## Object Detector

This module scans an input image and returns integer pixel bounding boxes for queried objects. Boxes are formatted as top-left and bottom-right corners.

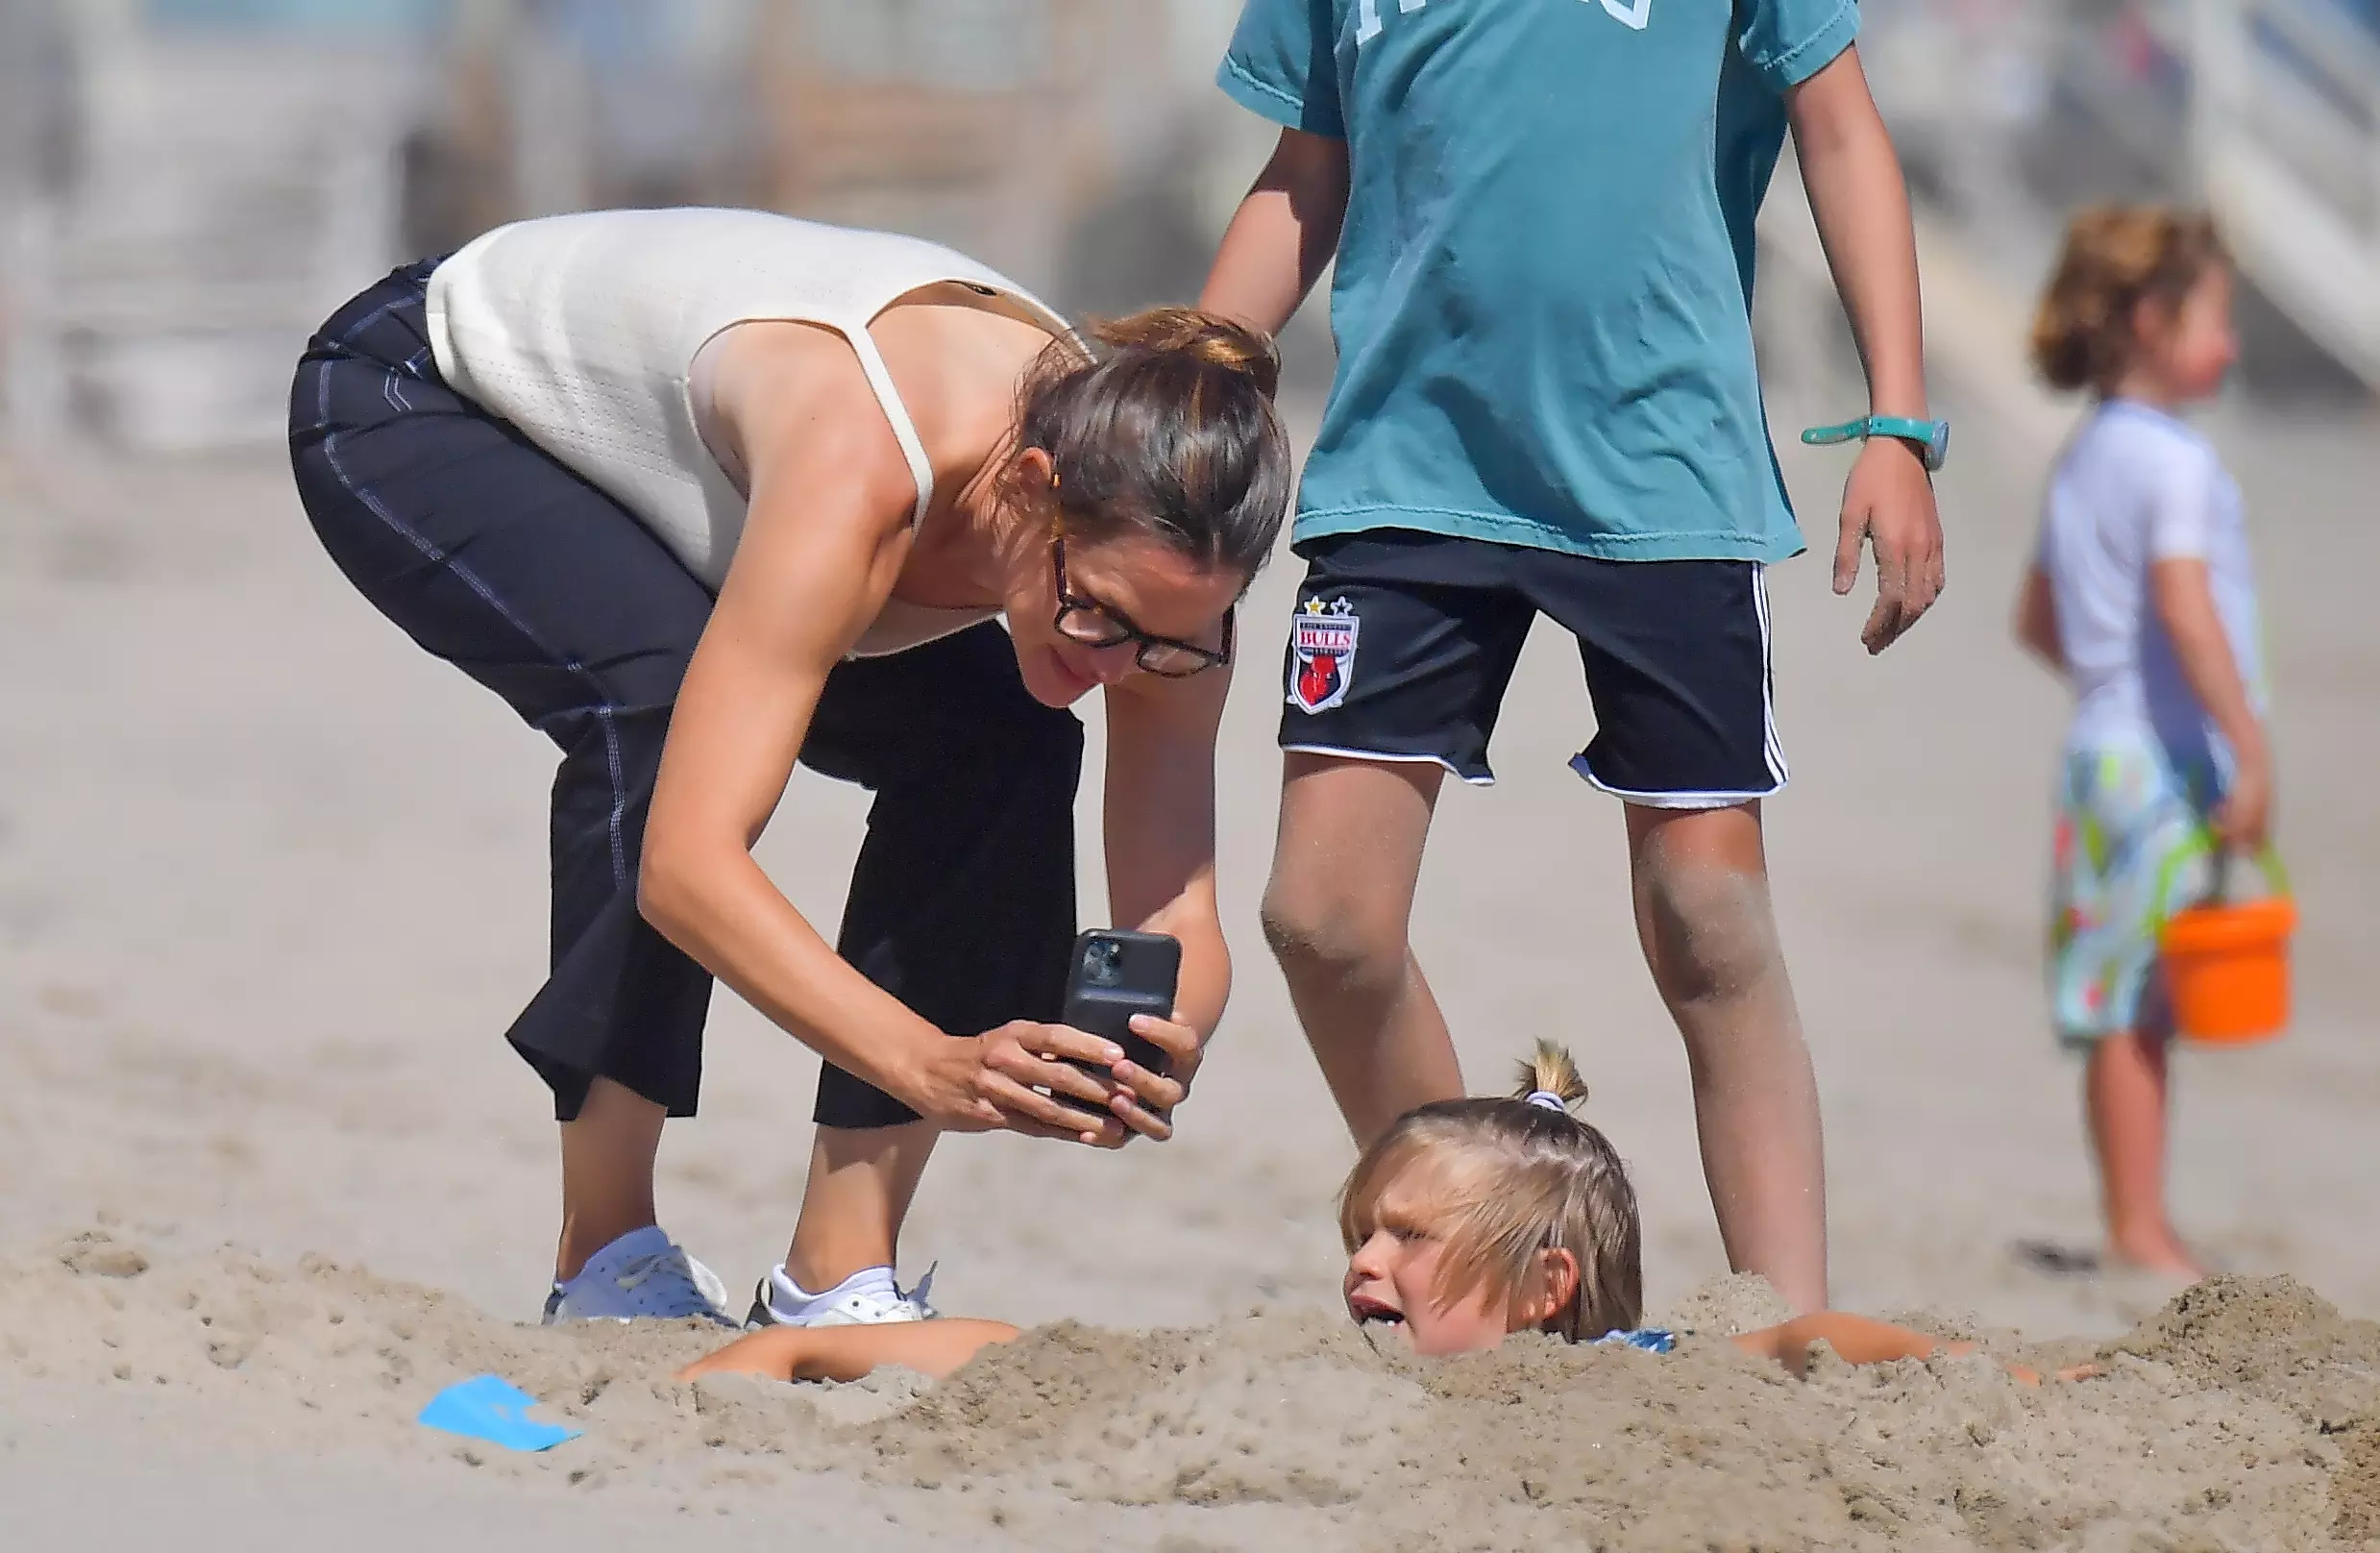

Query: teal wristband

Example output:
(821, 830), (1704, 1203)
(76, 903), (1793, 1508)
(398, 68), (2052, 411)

(1801, 415), (1951, 472)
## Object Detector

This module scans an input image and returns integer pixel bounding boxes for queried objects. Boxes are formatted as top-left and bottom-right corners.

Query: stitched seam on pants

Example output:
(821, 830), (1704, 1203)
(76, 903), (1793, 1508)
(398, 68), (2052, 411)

(331, 291), (420, 349)
(313, 361), (633, 891)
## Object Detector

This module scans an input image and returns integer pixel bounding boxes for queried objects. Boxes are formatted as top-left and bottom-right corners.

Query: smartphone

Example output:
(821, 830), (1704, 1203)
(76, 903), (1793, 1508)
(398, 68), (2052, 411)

(1060, 927), (1181, 1085)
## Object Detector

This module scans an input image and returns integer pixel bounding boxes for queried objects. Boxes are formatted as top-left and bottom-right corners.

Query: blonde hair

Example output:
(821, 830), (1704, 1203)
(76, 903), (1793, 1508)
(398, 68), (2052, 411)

(1337, 1041), (1643, 1343)
(2030, 207), (2228, 392)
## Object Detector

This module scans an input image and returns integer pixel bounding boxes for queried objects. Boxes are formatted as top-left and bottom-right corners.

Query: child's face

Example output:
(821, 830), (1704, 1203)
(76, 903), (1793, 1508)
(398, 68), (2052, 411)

(1341, 1167), (1568, 1357)
(2139, 264), (2237, 404)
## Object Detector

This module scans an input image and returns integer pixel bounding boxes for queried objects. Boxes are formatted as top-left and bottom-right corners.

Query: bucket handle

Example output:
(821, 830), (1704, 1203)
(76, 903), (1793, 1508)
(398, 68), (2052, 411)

(2203, 841), (2291, 907)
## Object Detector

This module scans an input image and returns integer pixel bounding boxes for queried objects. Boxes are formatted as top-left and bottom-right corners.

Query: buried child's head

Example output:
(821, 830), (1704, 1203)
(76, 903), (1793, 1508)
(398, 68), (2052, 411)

(1337, 1042), (1643, 1356)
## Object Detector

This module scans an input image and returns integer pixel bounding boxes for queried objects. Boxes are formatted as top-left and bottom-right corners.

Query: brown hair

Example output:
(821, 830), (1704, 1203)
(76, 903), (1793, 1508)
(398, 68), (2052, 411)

(1013, 307), (1291, 578)
(2030, 207), (2228, 392)
(1337, 1041), (1644, 1343)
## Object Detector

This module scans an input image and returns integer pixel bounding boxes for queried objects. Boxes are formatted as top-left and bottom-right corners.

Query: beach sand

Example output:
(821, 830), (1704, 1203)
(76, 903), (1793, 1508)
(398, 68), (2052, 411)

(7, 1229), (2376, 1549)
(3, 379), (2376, 1548)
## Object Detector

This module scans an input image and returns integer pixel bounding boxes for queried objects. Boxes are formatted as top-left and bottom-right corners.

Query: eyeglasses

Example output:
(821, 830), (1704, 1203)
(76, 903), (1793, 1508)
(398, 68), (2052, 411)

(1050, 536), (1235, 678)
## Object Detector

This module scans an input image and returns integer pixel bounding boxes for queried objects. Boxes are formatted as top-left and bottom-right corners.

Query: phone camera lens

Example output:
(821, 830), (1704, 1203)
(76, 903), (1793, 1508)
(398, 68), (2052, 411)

(1082, 938), (1123, 988)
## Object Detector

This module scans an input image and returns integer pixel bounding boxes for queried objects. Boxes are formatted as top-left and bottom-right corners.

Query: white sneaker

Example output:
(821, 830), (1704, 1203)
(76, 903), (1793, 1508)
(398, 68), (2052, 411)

(542, 1226), (736, 1326)
(745, 1263), (938, 1329)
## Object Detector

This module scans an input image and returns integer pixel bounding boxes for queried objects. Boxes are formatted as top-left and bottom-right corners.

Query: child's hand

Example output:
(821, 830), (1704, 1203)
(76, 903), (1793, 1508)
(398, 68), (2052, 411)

(2213, 750), (2274, 852)
(1833, 437), (1946, 654)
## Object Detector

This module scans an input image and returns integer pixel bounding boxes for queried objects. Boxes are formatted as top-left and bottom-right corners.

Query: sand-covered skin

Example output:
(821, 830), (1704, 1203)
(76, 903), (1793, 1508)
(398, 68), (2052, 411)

(9, 1230), (2376, 1551)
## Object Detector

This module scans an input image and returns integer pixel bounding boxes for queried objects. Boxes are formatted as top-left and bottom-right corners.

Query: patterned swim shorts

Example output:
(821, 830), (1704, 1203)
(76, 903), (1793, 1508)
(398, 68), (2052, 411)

(2048, 736), (2221, 1047)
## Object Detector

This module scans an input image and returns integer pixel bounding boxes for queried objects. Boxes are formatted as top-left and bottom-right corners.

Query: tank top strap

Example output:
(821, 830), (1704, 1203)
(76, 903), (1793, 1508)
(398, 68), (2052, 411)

(838, 325), (936, 530)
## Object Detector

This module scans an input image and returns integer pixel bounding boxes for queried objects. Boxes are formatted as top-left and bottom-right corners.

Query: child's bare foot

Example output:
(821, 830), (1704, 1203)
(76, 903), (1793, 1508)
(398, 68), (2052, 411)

(2103, 1235), (2205, 1282)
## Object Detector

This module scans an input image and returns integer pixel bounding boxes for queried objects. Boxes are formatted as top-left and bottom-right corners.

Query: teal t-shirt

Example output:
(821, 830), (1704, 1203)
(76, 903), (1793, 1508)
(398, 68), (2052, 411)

(1218, 0), (1859, 562)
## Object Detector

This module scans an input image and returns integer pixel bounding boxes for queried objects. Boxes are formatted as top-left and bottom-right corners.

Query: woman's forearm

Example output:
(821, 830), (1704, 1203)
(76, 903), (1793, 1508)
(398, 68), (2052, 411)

(1144, 896), (1231, 1039)
(1102, 676), (1237, 1040)
(640, 846), (944, 1102)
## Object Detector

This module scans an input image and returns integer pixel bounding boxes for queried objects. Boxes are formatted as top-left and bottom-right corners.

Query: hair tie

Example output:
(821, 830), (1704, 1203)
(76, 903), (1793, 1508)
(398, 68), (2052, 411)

(1524, 1090), (1570, 1115)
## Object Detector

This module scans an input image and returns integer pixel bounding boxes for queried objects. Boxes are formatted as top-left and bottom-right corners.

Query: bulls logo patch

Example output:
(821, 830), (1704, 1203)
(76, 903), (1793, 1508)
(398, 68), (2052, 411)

(1288, 596), (1360, 714)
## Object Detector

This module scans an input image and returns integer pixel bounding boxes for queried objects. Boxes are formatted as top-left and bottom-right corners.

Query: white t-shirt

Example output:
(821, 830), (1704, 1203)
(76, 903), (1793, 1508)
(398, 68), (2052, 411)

(2036, 400), (2265, 767)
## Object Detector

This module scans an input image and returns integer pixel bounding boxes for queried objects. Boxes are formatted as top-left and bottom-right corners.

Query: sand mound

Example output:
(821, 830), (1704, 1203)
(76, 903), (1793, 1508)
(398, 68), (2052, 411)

(8, 1231), (2379, 1549)
(1647, 1270), (1796, 1337)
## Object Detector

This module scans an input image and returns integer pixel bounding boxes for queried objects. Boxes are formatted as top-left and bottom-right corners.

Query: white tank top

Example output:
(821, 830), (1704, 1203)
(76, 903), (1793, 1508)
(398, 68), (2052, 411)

(424, 208), (1074, 656)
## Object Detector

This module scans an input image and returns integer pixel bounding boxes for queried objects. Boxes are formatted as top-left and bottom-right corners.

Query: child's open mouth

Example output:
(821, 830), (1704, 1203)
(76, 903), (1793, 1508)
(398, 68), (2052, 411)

(1348, 1294), (1405, 1327)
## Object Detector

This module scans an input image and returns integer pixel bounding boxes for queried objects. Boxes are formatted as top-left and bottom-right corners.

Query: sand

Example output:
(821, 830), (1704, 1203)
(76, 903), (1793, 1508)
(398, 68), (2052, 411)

(8, 1227), (2378, 1550)
(3, 324), (2378, 1546)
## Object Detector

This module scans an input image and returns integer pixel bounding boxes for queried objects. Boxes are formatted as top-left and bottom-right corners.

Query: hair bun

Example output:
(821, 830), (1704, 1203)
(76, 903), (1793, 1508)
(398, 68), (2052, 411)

(1092, 307), (1282, 399)
(1510, 1039), (1589, 1114)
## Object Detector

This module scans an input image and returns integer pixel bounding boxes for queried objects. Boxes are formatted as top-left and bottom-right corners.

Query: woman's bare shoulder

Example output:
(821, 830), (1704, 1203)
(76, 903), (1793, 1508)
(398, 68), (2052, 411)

(711, 304), (1041, 519)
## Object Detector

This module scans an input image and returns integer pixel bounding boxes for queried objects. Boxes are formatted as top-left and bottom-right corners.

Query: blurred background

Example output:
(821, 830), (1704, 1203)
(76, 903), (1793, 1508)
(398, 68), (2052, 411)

(0, 0), (2374, 451)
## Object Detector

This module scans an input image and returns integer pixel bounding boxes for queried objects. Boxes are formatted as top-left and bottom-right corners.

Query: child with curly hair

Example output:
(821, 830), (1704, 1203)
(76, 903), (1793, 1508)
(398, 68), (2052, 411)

(2014, 207), (2270, 1280)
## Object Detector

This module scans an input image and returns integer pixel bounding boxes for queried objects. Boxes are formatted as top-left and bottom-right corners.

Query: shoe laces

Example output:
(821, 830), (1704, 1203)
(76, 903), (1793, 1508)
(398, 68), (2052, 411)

(612, 1246), (719, 1318)
(830, 1262), (938, 1324)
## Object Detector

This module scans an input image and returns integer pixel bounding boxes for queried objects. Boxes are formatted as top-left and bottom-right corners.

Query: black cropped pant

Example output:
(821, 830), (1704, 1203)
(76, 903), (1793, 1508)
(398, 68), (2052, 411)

(288, 262), (1081, 1126)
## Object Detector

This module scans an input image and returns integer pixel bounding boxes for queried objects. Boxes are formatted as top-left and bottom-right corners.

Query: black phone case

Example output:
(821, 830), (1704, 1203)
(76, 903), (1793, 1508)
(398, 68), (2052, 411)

(1061, 928), (1181, 1078)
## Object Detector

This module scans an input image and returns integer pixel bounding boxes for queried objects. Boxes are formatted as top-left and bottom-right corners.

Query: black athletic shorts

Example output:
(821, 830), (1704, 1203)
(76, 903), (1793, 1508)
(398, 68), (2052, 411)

(1277, 530), (1786, 806)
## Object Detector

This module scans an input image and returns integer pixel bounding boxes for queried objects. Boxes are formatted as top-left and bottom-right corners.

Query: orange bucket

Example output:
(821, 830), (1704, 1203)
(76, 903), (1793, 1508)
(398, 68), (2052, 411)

(2160, 876), (2295, 1047)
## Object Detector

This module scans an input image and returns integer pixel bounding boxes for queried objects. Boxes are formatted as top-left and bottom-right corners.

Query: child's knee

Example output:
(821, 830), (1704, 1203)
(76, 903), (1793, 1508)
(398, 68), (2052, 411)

(1638, 858), (1785, 1009)
(1261, 870), (1406, 997)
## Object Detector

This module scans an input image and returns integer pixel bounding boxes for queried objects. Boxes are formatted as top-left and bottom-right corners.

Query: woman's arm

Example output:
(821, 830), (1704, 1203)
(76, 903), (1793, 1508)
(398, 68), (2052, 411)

(2149, 557), (2272, 849)
(1198, 128), (1351, 336)
(1787, 47), (1946, 655)
(638, 333), (1136, 1142)
(2014, 562), (2066, 676)
(679, 1319), (1022, 1385)
(1087, 666), (1237, 1133)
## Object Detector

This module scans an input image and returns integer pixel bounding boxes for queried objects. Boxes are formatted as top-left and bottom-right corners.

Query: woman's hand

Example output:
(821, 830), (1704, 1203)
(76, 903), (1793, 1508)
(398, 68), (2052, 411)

(1101, 1010), (1209, 1143)
(903, 1023), (1139, 1146)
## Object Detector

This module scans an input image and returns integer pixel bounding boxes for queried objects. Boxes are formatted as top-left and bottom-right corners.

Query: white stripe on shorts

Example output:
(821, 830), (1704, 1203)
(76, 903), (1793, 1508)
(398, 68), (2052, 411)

(1565, 562), (1788, 807)
(1751, 563), (1788, 787)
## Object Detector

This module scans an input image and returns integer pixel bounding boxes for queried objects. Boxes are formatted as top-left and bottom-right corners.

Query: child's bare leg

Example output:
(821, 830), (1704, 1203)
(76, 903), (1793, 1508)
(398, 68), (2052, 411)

(1627, 802), (1828, 1313)
(556, 1076), (668, 1281)
(2084, 1026), (2199, 1276)
(1263, 753), (1463, 1145)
